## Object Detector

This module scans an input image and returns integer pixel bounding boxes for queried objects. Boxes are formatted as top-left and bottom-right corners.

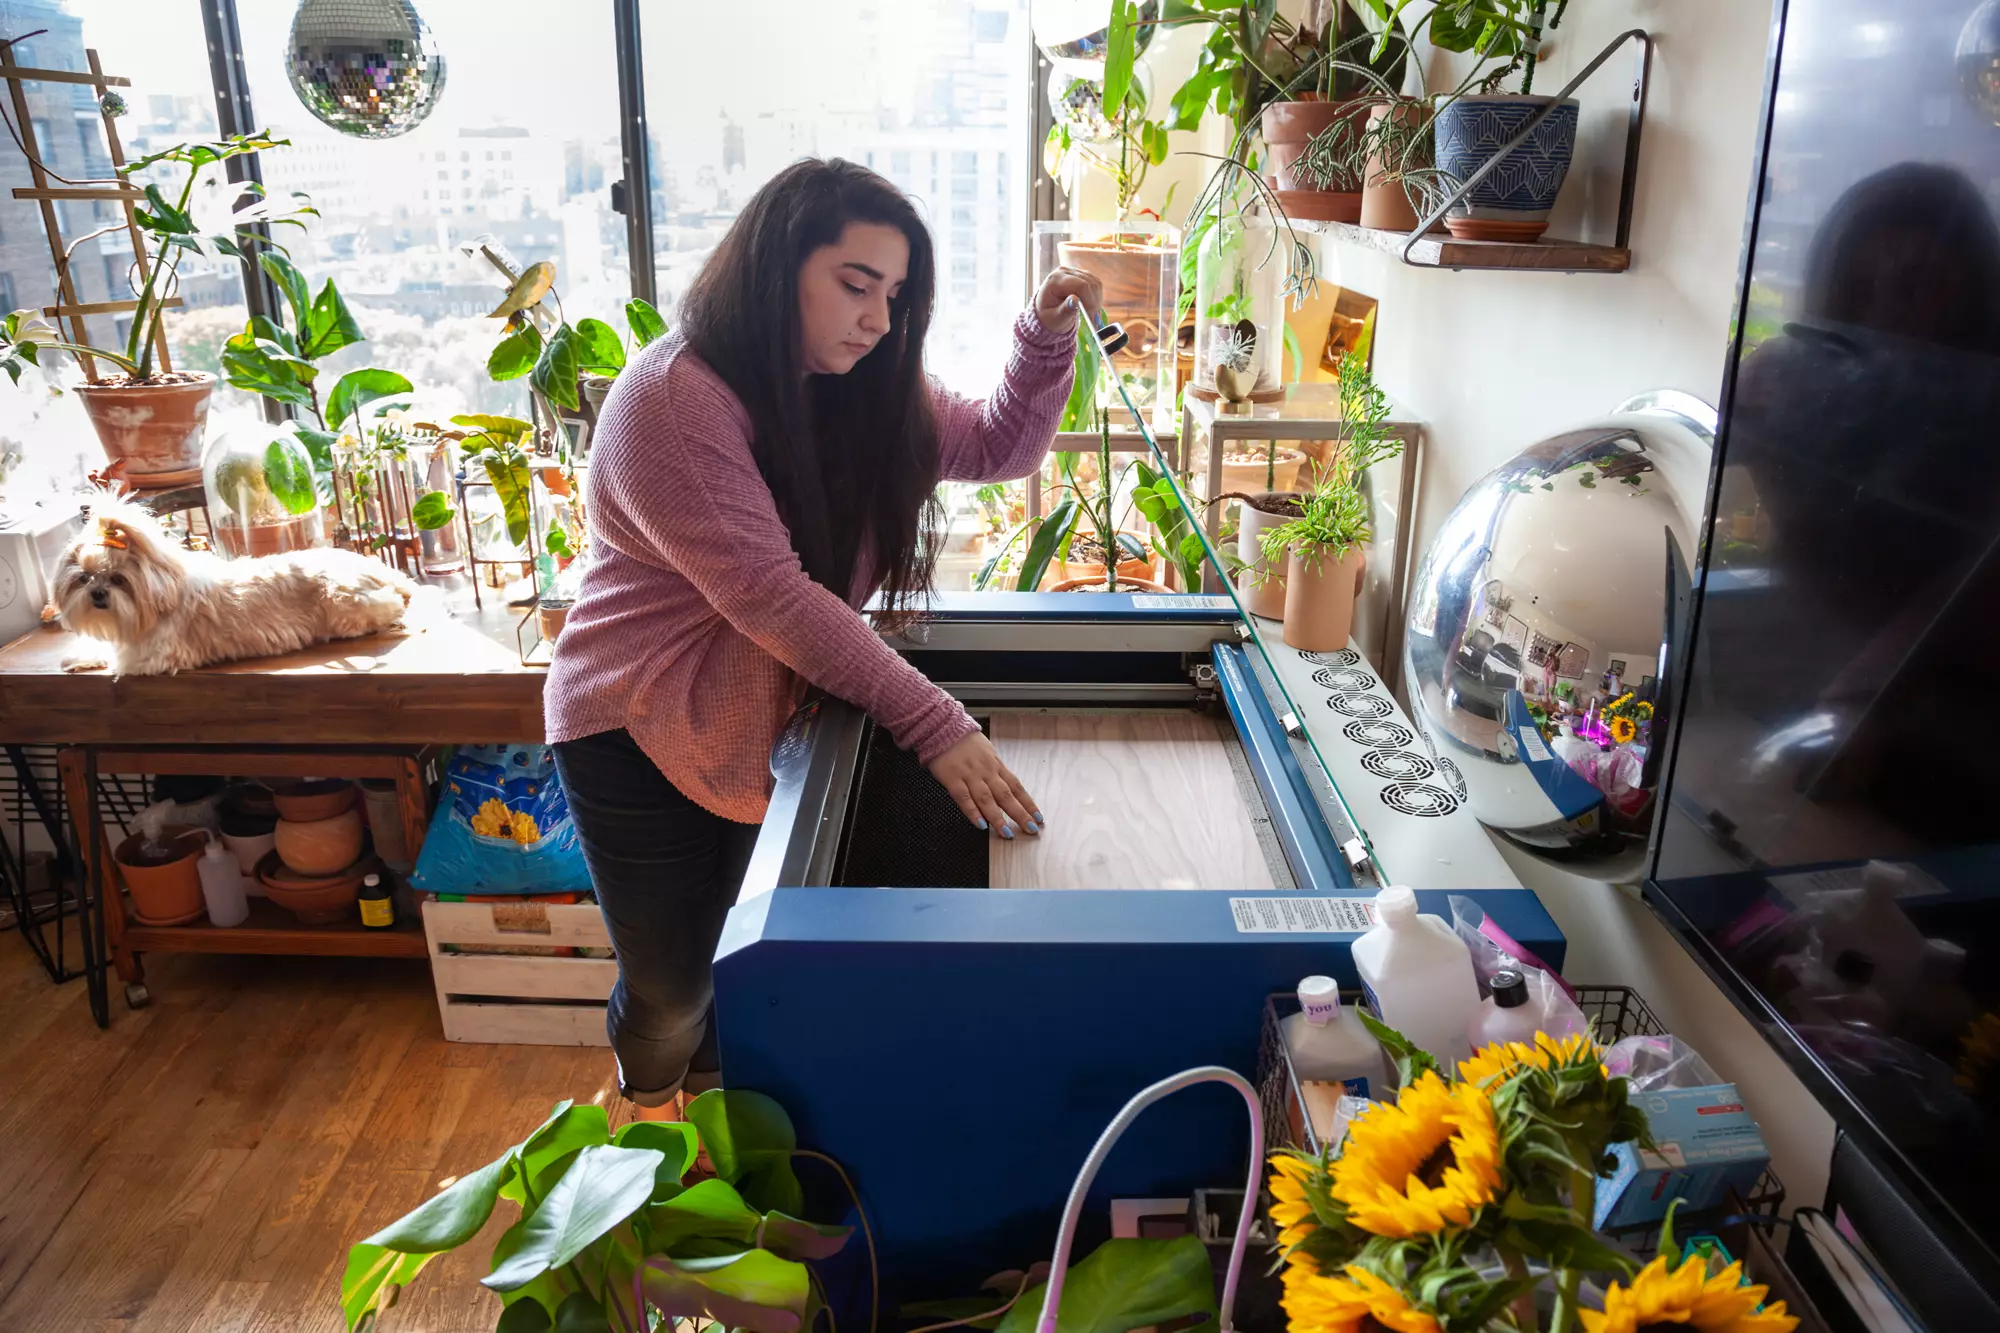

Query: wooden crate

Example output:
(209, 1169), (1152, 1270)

(422, 899), (617, 1046)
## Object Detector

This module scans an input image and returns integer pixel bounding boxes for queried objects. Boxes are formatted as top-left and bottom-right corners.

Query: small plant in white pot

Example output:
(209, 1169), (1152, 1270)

(1258, 351), (1402, 651)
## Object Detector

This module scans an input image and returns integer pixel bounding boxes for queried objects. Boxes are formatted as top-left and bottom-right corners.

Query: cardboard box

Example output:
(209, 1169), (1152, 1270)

(1595, 1083), (1771, 1230)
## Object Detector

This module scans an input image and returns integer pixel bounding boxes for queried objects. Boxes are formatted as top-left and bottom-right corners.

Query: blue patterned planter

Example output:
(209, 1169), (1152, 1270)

(1434, 95), (1580, 240)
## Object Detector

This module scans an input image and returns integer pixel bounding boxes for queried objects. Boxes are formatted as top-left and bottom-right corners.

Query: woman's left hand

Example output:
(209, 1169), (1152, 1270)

(1033, 266), (1105, 336)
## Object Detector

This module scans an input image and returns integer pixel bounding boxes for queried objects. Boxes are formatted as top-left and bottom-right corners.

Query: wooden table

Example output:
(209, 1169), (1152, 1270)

(0, 587), (548, 1025)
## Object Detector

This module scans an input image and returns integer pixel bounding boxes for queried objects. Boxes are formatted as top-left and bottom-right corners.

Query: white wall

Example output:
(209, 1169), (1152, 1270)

(1107, 0), (1839, 1208)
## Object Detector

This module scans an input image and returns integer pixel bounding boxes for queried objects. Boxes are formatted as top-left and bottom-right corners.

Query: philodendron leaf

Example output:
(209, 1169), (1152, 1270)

(412, 490), (455, 530)
(641, 1251), (811, 1333)
(263, 437), (316, 516)
(625, 298), (667, 346)
(683, 1090), (803, 1216)
(501, 1101), (613, 1208)
(532, 324), (582, 412)
(613, 1118), (700, 1189)
(340, 1154), (514, 1330)
(554, 1291), (609, 1333)
(483, 1144), (664, 1293)
(488, 322), (543, 381)
(995, 1236), (1218, 1333)
(759, 1211), (853, 1262)
(572, 318), (626, 376)
(1014, 495), (1079, 593)
(644, 1177), (762, 1250)
(326, 367), (413, 433)
(496, 1299), (553, 1333)
(450, 413), (535, 446)
(478, 450), (534, 549)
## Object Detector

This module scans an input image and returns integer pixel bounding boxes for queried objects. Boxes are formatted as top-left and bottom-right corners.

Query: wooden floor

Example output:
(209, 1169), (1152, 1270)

(989, 711), (1277, 890)
(0, 921), (629, 1332)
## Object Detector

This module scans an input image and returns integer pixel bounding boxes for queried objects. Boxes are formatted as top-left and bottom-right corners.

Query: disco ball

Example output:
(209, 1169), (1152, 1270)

(286, 0), (447, 140)
(1032, 0), (1159, 65)
(1402, 391), (1715, 857)
(1047, 65), (1153, 143)
(1959, 0), (2000, 125)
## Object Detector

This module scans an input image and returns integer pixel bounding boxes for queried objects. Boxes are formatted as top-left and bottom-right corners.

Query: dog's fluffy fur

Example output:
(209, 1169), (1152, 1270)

(53, 496), (418, 675)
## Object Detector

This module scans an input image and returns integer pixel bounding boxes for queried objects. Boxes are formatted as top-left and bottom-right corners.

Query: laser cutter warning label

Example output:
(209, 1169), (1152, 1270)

(1229, 896), (1379, 934)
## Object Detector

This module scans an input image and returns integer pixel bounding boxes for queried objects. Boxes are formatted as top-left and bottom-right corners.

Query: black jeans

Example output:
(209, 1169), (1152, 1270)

(552, 728), (760, 1105)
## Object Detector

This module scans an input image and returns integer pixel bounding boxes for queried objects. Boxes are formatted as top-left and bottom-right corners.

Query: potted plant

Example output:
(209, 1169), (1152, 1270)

(338, 1091), (854, 1332)
(1410, 0), (1587, 240)
(1183, 169), (1316, 405)
(1257, 6), (1412, 222)
(202, 418), (324, 557)
(1258, 351), (1403, 650)
(0, 132), (309, 484)
(468, 242), (667, 427)
(218, 250), (457, 556)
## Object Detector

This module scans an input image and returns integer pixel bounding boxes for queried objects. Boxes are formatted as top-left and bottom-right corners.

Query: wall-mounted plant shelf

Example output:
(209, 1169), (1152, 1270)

(1303, 219), (1632, 273)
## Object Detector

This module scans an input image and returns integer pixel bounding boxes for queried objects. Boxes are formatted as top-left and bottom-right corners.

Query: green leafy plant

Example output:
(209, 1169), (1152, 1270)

(0, 132), (312, 384)
(453, 413), (538, 549)
(902, 1234), (1218, 1333)
(1365, 0), (1574, 95)
(221, 251), (414, 504)
(471, 245), (668, 414)
(1257, 351), (1401, 572)
(1045, 2), (1169, 224)
(339, 1091), (857, 1333)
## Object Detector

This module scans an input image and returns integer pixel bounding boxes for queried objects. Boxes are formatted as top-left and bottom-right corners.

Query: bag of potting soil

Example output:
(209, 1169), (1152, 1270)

(409, 744), (591, 895)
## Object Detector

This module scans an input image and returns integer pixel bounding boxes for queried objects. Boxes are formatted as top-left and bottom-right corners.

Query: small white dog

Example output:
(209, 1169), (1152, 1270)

(52, 496), (418, 676)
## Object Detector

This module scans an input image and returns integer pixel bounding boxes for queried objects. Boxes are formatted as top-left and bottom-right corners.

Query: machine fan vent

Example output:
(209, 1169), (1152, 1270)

(1378, 782), (1461, 818)
(1312, 667), (1378, 693)
(1343, 720), (1416, 748)
(1326, 693), (1394, 719)
(1301, 649), (1362, 667)
(1361, 750), (1436, 781)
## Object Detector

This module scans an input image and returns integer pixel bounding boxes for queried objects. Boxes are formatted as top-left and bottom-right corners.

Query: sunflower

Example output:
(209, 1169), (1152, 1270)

(1282, 1264), (1439, 1333)
(1458, 1031), (1603, 1087)
(1610, 716), (1638, 744)
(1328, 1071), (1501, 1237)
(1268, 1152), (1320, 1254)
(1581, 1255), (1798, 1333)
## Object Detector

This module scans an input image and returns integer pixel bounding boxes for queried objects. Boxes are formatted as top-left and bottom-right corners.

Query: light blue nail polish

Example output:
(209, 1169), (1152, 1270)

(1001, 822), (1016, 840)
(977, 817), (989, 830)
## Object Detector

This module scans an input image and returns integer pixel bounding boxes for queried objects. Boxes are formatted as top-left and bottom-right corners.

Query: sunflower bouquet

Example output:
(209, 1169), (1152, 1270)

(1270, 1021), (1799, 1333)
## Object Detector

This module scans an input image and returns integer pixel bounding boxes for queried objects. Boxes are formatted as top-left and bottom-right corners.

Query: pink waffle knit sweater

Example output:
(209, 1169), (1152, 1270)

(543, 308), (1075, 823)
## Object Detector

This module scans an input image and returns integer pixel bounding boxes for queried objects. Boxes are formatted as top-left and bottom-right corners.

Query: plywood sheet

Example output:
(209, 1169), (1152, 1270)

(989, 711), (1277, 890)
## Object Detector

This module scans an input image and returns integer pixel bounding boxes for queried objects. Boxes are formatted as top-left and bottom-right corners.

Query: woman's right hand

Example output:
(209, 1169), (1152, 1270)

(927, 731), (1043, 839)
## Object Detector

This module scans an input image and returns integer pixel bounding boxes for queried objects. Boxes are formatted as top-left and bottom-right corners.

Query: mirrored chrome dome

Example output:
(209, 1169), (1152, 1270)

(1402, 391), (1716, 855)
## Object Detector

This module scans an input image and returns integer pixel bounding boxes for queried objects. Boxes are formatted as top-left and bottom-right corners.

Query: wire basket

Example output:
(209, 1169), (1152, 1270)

(1255, 984), (1786, 1237)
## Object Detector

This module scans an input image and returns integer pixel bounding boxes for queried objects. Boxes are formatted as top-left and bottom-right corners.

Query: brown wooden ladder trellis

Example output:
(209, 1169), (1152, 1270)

(0, 38), (179, 404)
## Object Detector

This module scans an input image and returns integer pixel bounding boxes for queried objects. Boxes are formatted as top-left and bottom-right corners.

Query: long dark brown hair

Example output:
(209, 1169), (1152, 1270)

(677, 158), (941, 614)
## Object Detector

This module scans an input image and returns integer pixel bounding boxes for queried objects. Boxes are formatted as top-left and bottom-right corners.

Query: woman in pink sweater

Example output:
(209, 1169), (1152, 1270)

(545, 158), (1097, 1115)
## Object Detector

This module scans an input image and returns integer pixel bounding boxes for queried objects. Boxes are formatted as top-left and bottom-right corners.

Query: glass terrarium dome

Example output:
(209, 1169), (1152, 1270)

(203, 419), (326, 559)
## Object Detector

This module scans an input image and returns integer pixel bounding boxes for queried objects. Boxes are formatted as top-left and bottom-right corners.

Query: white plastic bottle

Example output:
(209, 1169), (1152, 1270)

(1466, 969), (1549, 1049)
(1282, 976), (1391, 1101)
(1352, 886), (1482, 1066)
(1819, 861), (1928, 1008)
(197, 837), (249, 927)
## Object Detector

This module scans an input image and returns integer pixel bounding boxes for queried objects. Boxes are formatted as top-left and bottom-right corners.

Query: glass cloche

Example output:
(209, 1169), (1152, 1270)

(203, 419), (326, 558)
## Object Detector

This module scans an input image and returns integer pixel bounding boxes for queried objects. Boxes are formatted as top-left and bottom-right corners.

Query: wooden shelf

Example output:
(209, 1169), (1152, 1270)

(1304, 218), (1630, 273)
(121, 896), (429, 959)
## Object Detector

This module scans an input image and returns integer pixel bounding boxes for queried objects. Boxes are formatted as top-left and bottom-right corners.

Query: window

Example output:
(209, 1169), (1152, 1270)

(952, 255), (977, 280)
(951, 176), (977, 199)
(951, 229), (975, 253)
(0, 272), (14, 313)
(642, 1), (1029, 391)
(952, 205), (976, 227)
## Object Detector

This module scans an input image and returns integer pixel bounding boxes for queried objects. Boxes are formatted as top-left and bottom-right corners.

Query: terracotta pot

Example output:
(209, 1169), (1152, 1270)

(1235, 496), (1302, 621)
(1050, 529), (1157, 589)
(274, 808), (365, 877)
(537, 463), (571, 497)
(1048, 575), (1173, 594)
(1360, 101), (1428, 232)
(272, 779), (357, 823)
(73, 372), (215, 485)
(256, 850), (375, 926)
(359, 779), (409, 865)
(538, 601), (571, 645)
(1261, 99), (1368, 194)
(114, 825), (209, 925)
(213, 512), (323, 558)
(1282, 545), (1367, 651)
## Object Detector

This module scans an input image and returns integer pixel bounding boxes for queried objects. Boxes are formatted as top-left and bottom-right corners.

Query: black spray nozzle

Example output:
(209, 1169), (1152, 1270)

(1094, 318), (1128, 358)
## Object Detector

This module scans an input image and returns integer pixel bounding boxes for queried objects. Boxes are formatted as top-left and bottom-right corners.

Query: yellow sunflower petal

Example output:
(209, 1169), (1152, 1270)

(1589, 1255), (1800, 1333)
(1328, 1071), (1500, 1237)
